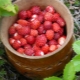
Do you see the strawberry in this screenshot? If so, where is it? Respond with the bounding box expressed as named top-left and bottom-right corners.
top-left (9, 38), bottom-right (15, 45)
top-left (45, 6), bottom-right (55, 13)
top-left (35, 50), bottom-right (44, 56)
top-left (24, 48), bottom-right (34, 56)
top-left (58, 36), bottom-right (66, 45)
top-left (30, 6), bottom-right (41, 14)
top-left (26, 35), bottom-right (35, 45)
top-left (38, 15), bottom-right (44, 23)
top-left (58, 28), bottom-right (64, 36)
top-left (46, 30), bottom-right (54, 40)
top-left (18, 10), bottom-right (27, 19)
top-left (24, 44), bottom-right (32, 49)
top-left (8, 26), bottom-right (16, 35)
top-left (30, 29), bottom-right (38, 36)
top-left (49, 45), bottom-right (57, 52)
top-left (31, 14), bottom-right (38, 20)
top-left (57, 17), bottom-right (65, 27)
top-left (52, 22), bottom-right (61, 32)
top-left (12, 40), bottom-right (21, 49)
top-left (17, 48), bottom-right (24, 54)
top-left (33, 45), bottom-right (40, 51)
top-left (53, 13), bottom-right (60, 21)
top-left (44, 12), bottom-right (53, 21)
top-left (17, 26), bottom-right (31, 36)
top-left (31, 19), bottom-right (41, 29)
top-left (20, 38), bottom-right (27, 46)
top-left (43, 21), bottom-right (52, 30)
top-left (36, 34), bottom-right (47, 47)
top-left (54, 33), bottom-right (61, 40)
top-left (26, 10), bottom-right (32, 18)
top-left (41, 44), bottom-right (49, 54)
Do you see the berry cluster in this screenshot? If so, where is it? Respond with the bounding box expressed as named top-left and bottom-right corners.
top-left (8, 6), bottom-right (66, 56)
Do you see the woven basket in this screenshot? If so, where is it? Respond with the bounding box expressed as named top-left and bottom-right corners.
top-left (0, 0), bottom-right (74, 79)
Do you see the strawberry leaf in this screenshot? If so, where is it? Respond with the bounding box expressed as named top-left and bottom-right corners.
top-left (63, 62), bottom-right (76, 80)
top-left (44, 76), bottom-right (62, 80)
top-left (72, 40), bottom-right (80, 55)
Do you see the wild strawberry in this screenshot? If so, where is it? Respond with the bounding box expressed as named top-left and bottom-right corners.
top-left (58, 36), bottom-right (66, 45)
top-left (57, 44), bottom-right (61, 48)
top-left (18, 10), bottom-right (27, 19)
top-left (30, 6), bottom-right (41, 14)
top-left (24, 44), bottom-right (32, 49)
top-left (20, 38), bottom-right (27, 46)
top-left (43, 21), bottom-right (52, 30)
top-left (35, 50), bottom-right (44, 56)
top-left (33, 45), bottom-right (40, 51)
top-left (31, 14), bottom-right (38, 20)
top-left (9, 38), bottom-right (15, 45)
top-left (38, 15), bottom-right (44, 23)
top-left (46, 6), bottom-right (55, 13)
top-left (31, 19), bottom-right (41, 29)
top-left (17, 26), bottom-right (31, 36)
top-left (36, 34), bottom-right (47, 47)
top-left (49, 45), bottom-right (57, 52)
top-left (58, 28), bottom-right (64, 36)
top-left (17, 48), bottom-right (24, 54)
top-left (48, 39), bottom-right (58, 45)
top-left (17, 19), bottom-right (29, 26)
top-left (26, 10), bottom-right (32, 18)
top-left (52, 22), bottom-right (61, 32)
top-left (46, 30), bottom-right (54, 40)
top-left (53, 13), bottom-right (60, 21)
top-left (54, 33), bottom-right (61, 40)
top-left (30, 29), bottom-right (38, 36)
top-left (12, 40), bottom-right (21, 49)
top-left (13, 32), bottom-right (22, 40)
top-left (38, 25), bottom-right (45, 34)
top-left (24, 48), bottom-right (34, 56)
top-left (8, 26), bottom-right (16, 35)
top-left (44, 12), bottom-right (53, 21)
top-left (41, 44), bottom-right (49, 54)
top-left (57, 17), bottom-right (65, 27)
top-left (26, 35), bottom-right (35, 45)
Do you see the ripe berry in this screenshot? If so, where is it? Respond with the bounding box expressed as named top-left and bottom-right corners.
top-left (24, 44), bottom-right (32, 49)
top-left (35, 50), bottom-right (44, 56)
top-left (46, 30), bottom-right (54, 40)
top-left (18, 10), bottom-right (27, 19)
top-left (58, 28), bottom-right (64, 36)
top-left (49, 45), bottom-right (57, 52)
top-left (33, 45), bottom-right (40, 51)
top-left (38, 15), bottom-right (44, 23)
top-left (20, 38), bottom-right (27, 46)
top-left (24, 48), bottom-right (34, 56)
top-left (26, 10), bottom-right (32, 18)
top-left (36, 34), bottom-right (47, 47)
top-left (54, 33), bottom-right (61, 40)
top-left (44, 12), bottom-right (53, 21)
top-left (46, 6), bottom-right (55, 13)
top-left (53, 13), bottom-right (60, 21)
top-left (9, 38), bottom-right (15, 45)
top-left (26, 35), bottom-right (35, 45)
top-left (30, 29), bottom-right (38, 36)
top-left (52, 22), bottom-right (61, 32)
top-left (31, 14), bottom-right (38, 20)
top-left (44, 21), bottom-right (52, 30)
top-left (17, 48), bottom-right (24, 54)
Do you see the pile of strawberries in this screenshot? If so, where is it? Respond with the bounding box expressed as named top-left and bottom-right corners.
top-left (8, 6), bottom-right (66, 56)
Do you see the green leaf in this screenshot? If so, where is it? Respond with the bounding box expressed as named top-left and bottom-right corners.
top-left (72, 40), bottom-right (80, 55)
top-left (63, 62), bottom-right (75, 80)
top-left (0, 49), bottom-right (4, 55)
top-left (0, 69), bottom-right (6, 77)
top-left (44, 76), bottom-right (62, 80)
top-left (71, 55), bottom-right (80, 72)
top-left (0, 60), bottom-right (5, 66)
top-left (74, 0), bottom-right (80, 6)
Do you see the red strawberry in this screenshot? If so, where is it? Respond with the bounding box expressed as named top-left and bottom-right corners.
top-left (46, 30), bottom-right (54, 40)
top-left (9, 38), bottom-right (15, 45)
top-left (46, 6), bottom-right (55, 13)
top-left (20, 38), bottom-right (27, 46)
top-left (44, 21), bottom-right (52, 30)
top-left (24, 44), bottom-right (32, 49)
top-left (12, 40), bottom-right (21, 49)
top-left (31, 19), bottom-right (41, 29)
top-left (17, 19), bottom-right (29, 26)
top-left (52, 22), bottom-right (61, 32)
top-left (17, 48), bottom-right (24, 54)
top-left (58, 36), bottom-right (66, 45)
top-left (26, 10), bottom-right (32, 18)
top-left (44, 12), bottom-right (53, 21)
top-left (30, 6), bottom-right (41, 14)
top-left (53, 13), bottom-right (60, 21)
top-left (8, 26), bottom-right (16, 35)
top-left (31, 14), bottom-right (38, 20)
top-left (30, 29), bottom-right (38, 36)
top-left (38, 15), bottom-right (44, 23)
top-left (36, 34), bottom-right (47, 47)
top-left (38, 25), bottom-right (45, 34)
top-left (49, 45), bottom-right (57, 52)
top-left (35, 50), bottom-right (44, 56)
top-left (57, 17), bottom-right (65, 27)
top-left (48, 39), bottom-right (58, 45)
top-left (54, 33), bottom-right (61, 40)
top-left (18, 10), bottom-right (27, 19)
top-left (58, 28), bottom-right (64, 36)
top-left (42, 44), bottom-right (49, 54)
top-left (17, 26), bottom-right (31, 36)
top-left (26, 35), bottom-right (35, 45)
top-left (24, 48), bottom-right (34, 56)
top-left (33, 45), bottom-right (40, 51)
top-left (13, 32), bottom-right (22, 40)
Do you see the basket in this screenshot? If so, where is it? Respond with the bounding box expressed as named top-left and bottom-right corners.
top-left (0, 0), bottom-right (74, 79)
